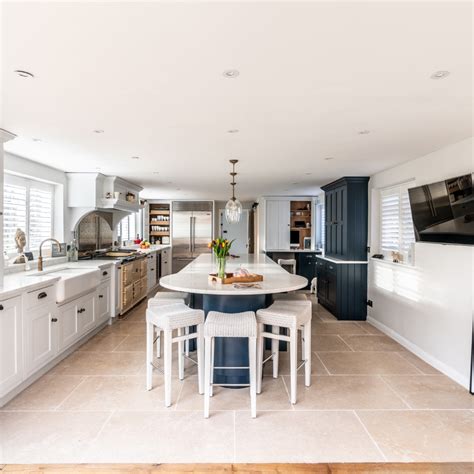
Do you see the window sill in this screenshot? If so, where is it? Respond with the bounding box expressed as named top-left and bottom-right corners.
top-left (370, 257), bottom-right (417, 269)
top-left (4, 256), bottom-right (68, 274)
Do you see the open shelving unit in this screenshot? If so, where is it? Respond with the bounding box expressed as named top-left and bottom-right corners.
top-left (290, 200), bottom-right (312, 249)
top-left (149, 203), bottom-right (170, 244)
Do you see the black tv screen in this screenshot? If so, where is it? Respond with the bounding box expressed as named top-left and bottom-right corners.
top-left (408, 173), bottom-right (474, 245)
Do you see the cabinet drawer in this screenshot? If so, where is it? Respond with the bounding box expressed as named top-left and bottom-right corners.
top-left (122, 284), bottom-right (134, 310)
top-left (25, 285), bottom-right (55, 310)
top-left (99, 266), bottom-right (112, 282)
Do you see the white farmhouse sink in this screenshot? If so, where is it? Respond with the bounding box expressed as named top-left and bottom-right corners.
top-left (27, 267), bottom-right (101, 302)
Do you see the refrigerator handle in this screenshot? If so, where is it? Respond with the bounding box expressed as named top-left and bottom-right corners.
top-left (192, 216), bottom-right (196, 253)
top-left (189, 216), bottom-right (193, 252)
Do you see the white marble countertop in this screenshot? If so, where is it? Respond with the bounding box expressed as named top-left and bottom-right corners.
top-left (160, 254), bottom-right (307, 295)
top-left (318, 255), bottom-right (368, 264)
top-left (0, 260), bottom-right (115, 301)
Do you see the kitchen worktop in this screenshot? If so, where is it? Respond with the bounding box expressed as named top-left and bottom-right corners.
top-left (160, 253), bottom-right (307, 295)
top-left (0, 260), bottom-right (115, 301)
top-left (266, 249), bottom-right (322, 253)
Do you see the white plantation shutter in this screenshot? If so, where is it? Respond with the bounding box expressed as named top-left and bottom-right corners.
top-left (3, 180), bottom-right (27, 253)
top-left (380, 182), bottom-right (415, 254)
top-left (3, 174), bottom-right (54, 254)
top-left (29, 184), bottom-right (53, 249)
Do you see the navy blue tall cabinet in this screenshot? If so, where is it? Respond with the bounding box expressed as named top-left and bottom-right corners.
top-left (317, 177), bottom-right (369, 321)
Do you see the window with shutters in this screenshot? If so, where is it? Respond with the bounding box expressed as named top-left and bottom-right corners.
top-left (3, 173), bottom-right (54, 255)
top-left (379, 182), bottom-right (415, 256)
top-left (117, 211), bottom-right (141, 243)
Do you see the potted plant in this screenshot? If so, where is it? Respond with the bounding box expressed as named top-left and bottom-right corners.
top-left (208, 238), bottom-right (234, 279)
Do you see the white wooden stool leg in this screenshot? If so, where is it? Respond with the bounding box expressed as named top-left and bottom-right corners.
top-left (304, 320), bottom-right (312, 387)
top-left (204, 336), bottom-right (212, 418)
top-left (197, 323), bottom-right (204, 395)
top-left (163, 329), bottom-right (173, 407)
top-left (156, 327), bottom-right (161, 358)
top-left (272, 325), bottom-right (280, 378)
top-left (185, 327), bottom-right (190, 357)
top-left (146, 322), bottom-right (154, 391)
top-left (300, 327), bottom-right (305, 361)
top-left (289, 328), bottom-right (298, 404)
top-left (210, 337), bottom-right (215, 397)
top-left (177, 328), bottom-right (184, 381)
top-left (249, 336), bottom-right (257, 418)
top-left (256, 323), bottom-right (264, 394)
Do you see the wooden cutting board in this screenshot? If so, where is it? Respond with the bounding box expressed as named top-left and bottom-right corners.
top-left (208, 273), bottom-right (263, 284)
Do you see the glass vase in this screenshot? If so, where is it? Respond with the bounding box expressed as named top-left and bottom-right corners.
top-left (217, 256), bottom-right (227, 279)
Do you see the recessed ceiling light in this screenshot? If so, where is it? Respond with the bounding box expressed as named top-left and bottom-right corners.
top-left (227, 129), bottom-right (240, 133)
top-left (430, 70), bottom-right (450, 80)
top-left (305, 172), bottom-right (312, 175)
top-left (131, 156), bottom-right (140, 160)
top-left (358, 130), bottom-right (370, 135)
top-left (324, 157), bottom-right (334, 161)
top-left (176, 188), bottom-right (181, 191)
top-left (167, 181), bottom-right (173, 184)
top-left (223, 69), bottom-right (240, 78)
top-left (153, 171), bottom-right (159, 175)
top-left (32, 138), bottom-right (42, 142)
top-left (14, 70), bottom-right (34, 78)
top-left (93, 129), bottom-right (104, 134)
top-left (292, 182), bottom-right (299, 185)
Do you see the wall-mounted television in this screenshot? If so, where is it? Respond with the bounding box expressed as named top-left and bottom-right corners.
top-left (408, 173), bottom-right (474, 245)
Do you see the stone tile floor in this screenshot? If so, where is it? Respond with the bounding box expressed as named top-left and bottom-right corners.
top-left (1, 295), bottom-right (472, 464)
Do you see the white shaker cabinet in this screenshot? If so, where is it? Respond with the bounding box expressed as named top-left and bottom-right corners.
top-left (23, 303), bottom-right (57, 377)
top-left (265, 200), bottom-right (291, 250)
top-left (97, 280), bottom-right (111, 324)
top-left (0, 296), bottom-right (23, 398)
top-left (147, 252), bottom-right (157, 291)
top-left (57, 299), bottom-right (80, 352)
top-left (77, 292), bottom-right (95, 335)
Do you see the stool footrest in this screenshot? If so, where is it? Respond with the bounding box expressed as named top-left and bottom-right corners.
top-left (213, 366), bottom-right (249, 370)
top-left (297, 359), bottom-right (307, 371)
top-left (211, 383), bottom-right (250, 388)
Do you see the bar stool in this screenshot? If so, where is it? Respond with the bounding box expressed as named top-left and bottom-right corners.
top-left (203, 311), bottom-right (257, 418)
top-left (146, 302), bottom-right (204, 407)
top-left (256, 301), bottom-right (312, 404)
top-left (277, 258), bottom-right (297, 274)
top-left (148, 291), bottom-right (190, 358)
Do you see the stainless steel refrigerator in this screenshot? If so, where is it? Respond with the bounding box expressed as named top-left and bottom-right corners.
top-left (172, 201), bottom-right (213, 273)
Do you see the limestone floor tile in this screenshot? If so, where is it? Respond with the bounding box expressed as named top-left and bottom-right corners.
top-left (314, 311), bottom-right (338, 323)
top-left (176, 375), bottom-right (291, 411)
top-left (49, 351), bottom-right (144, 376)
top-left (0, 410), bottom-right (111, 463)
top-left (312, 322), bottom-right (368, 336)
top-left (284, 375), bottom-right (408, 409)
top-left (341, 334), bottom-right (403, 351)
top-left (113, 335), bottom-right (146, 352)
top-left (83, 410), bottom-right (234, 463)
top-left (234, 410), bottom-right (383, 462)
top-left (355, 322), bottom-right (384, 335)
top-left (78, 332), bottom-right (128, 352)
top-left (101, 321), bottom-right (146, 336)
top-left (357, 410), bottom-right (474, 462)
top-left (57, 375), bottom-right (179, 411)
top-left (317, 352), bottom-right (420, 375)
top-left (397, 350), bottom-right (441, 374)
top-left (1, 375), bottom-right (85, 410)
top-left (263, 351), bottom-right (328, 376)
top-left (313, 335), bottom-right (353, 352)
top-left (381, 375), bottom-right (474, 409)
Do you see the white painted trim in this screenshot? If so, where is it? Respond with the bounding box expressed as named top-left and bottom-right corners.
top-left (367, 315), bottom-right (470, 389)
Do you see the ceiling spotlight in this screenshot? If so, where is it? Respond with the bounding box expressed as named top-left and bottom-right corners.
top-left (14, 70), bottom-right (34, 78)
top-left (305, 172), bottom-right (312, 176)
top-left (430, 70), bottom-right (450, 80)
top-left (32, 138), bottom-right (42, 142)
top-left (131, 156), bottom-right (140, 160)
top-left (227, 129), bottom-right (240, 134)
top-left (153, 171), bottom-right (159, 175)
top-left (324, 157), bottom-right (334, 161)
top-left (358, 130), bottom-right (370, 135)
top-left (93, 129), bottom-right (104, 134)
top-left (292, 182), bottom-right (300, 185)
top-left (167, 181), bottom-right (173, 184)
top-left (223, 69), bottom-right (240, 78)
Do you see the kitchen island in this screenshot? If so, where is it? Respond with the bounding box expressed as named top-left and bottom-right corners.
top-left (160, 253), bottom-right (307, 386)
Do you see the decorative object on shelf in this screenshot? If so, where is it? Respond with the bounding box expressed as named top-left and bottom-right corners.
top-left (391, 251), bottom-right (403, 263)
top-left (208, 237), bottom-right (234, 279)
top-left (114, 191), bottom-right (120, 199)
top-left (105, 192), bottom-right (112, 199)
top-left (13, 228), bottom-right (27, 264)
top-left (126, 192), bottom-right (136, 202)
top-left (225, 159), bottom-right (242, 224)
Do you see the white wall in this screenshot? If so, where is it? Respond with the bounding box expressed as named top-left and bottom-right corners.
top-left (4, 152), bottom-right (70, 243)
top-left (368, 137), bottom-right (473, 389)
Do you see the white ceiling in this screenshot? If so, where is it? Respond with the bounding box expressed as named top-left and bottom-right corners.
top-left (2, 1), bottom-right (473, 201)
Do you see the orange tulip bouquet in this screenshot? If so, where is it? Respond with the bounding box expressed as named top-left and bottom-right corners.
top-left (208, 238), bottom-right (234, 278)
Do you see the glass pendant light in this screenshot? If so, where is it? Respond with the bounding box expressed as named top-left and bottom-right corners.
top-left (225, 159), bottom-right (242, 224)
